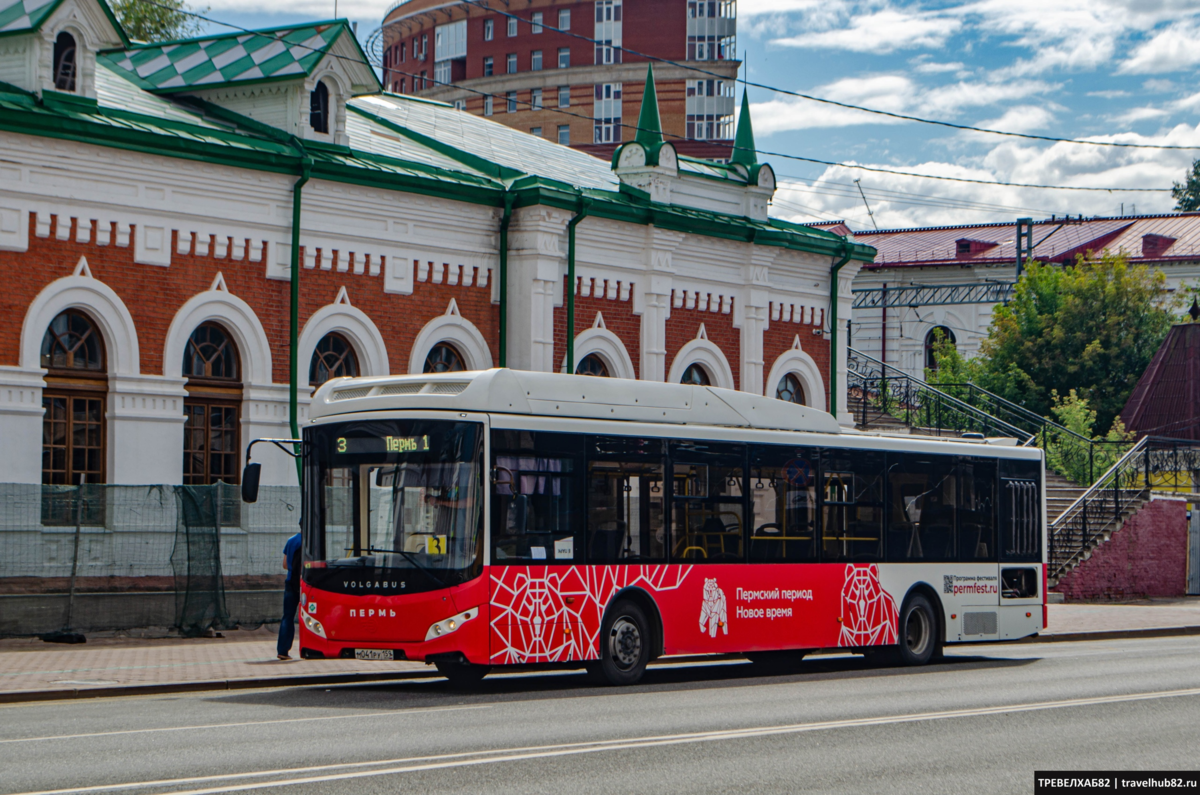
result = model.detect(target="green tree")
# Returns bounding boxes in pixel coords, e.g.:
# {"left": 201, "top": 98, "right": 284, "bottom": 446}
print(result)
{"left": 112, "top": 0, "right": 205, "bottom": 43}
{"left": 1043, "top": 389, "right": 1134, "bottom": 484}
{"left": 1172, "top": 158, "right": 1200, "bottom": 212}
{"left": 972, "top": 252, "right": 1175, "bottom": 434}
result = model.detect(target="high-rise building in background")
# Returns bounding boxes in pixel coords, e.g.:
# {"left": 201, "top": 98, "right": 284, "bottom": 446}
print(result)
{"left": 381, "top": 0, "right": 739, "bottom": 159}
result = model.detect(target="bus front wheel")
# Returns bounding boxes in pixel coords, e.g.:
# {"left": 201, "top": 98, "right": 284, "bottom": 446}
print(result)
{"left": 588, "top": 600, "right": 651, "bottom": 686}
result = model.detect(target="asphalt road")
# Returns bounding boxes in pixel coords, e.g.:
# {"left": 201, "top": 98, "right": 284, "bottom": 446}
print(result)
{"left": 2, "top": 637, "right": 1199, "bottom": 795}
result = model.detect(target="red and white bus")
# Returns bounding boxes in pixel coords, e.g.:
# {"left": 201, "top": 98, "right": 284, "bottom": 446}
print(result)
{"left": 244, "top": 369, "right": 1045, "bottom": 686}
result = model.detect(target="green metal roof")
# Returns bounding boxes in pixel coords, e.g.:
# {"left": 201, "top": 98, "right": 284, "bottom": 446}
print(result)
{"left": 352, "top": 94, "right": 619, "bottom": 190}
{"left": 99, "top": 21, "right": 345, "bottom": 92}
{"left": 0, "top": 0, "right": 60, "bottom": 34}
{"left": 0, "top": 0, "right": 127, "bottom": 43}
{"left": 0, "top": 44, "right": 874, "bottom": 262}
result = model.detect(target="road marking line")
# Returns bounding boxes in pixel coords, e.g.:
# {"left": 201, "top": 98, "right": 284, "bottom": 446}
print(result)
{"left": 11, "top": 686, "right": 1200, "bottom": 795}
{"left": 0, "top": 704, "right": 490, "bottom": 745}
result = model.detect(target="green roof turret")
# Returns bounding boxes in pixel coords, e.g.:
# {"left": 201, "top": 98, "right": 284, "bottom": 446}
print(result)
{"left": 634, "top": 64, "right": 664, "bottom": 148}
{"left": 731, "top": 89, "right": 757, "bottom": 167}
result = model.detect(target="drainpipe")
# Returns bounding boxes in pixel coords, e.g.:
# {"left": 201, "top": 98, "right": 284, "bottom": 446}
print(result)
{"left": 498, "top": 191, "right": 516, "bottom": 368}
{"left": 827, "top": 241, "right": 854, "bottom": 421}
{"left": 289, "top": 150, "right": 312, "bottom": 484}
{"left": 565, "top": 196, "right": 592, "bottom": 374}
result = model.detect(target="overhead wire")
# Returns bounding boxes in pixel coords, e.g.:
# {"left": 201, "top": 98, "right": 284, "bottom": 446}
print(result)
{"left": 449, "top": 0, "right": 1200, "bottom": 152}
{"left": 136, "top": 1, "right": 1173, "bottom": 193}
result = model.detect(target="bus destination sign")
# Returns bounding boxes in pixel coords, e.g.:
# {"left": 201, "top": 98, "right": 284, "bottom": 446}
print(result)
{"left": 335, "top": 435, "right": 430, "bottom": 455}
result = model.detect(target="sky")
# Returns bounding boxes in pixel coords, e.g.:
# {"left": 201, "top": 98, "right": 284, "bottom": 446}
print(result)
{"left": 193, "top": 0, "right": 1200, "bottom": 231}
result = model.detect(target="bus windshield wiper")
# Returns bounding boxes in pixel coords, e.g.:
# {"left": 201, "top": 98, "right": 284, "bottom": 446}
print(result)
{"left": 365, "top": 546, "right": 447, "bottom": 588}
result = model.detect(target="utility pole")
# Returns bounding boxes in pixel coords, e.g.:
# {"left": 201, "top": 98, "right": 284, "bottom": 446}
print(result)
{"left": 854, "top": 179, "right": 878, "bottom": 230}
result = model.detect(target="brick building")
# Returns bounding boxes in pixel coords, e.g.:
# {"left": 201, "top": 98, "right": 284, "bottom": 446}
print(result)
{"left": 0, "top": 0, "right": 873, "bottom": 489}
{"left": 380, "top": 0, "right": 738, "bottom": 159}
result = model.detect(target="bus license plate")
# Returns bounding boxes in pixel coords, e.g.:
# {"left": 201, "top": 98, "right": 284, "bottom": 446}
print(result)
{"left": 354, "top": 649, "right": 394, "bottom": 661}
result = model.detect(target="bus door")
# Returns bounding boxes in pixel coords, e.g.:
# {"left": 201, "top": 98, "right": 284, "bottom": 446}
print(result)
{"left": 952, "top": 457, "right": 1000, "bottom": 641}
{"left": 997, "top": 458, "right": 1042, "bottom": 639}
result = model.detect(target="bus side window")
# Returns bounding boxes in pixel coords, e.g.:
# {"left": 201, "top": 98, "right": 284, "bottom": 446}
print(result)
{"left": 749, "top": 444, "right": 818, "bottom": 563}
{"left": 491, "top": 430, "right": 584, "bottom": 564}
{"left": 822, "top": 449, "right": 884, "bottom": 562}
{"left": 586, "top": 436, "right": 666, "bottom": 564}
{"left": 958, "top": 458, "right": 996, "bottom": 562}
{"left": 885, "top": 453, "right": 957, "bottom": 562}
{"left": 669, "top": 440, "right": 746, "bottom": 563}
{"left": 1000, "top": 459, "right": 1041, "bottom": 562}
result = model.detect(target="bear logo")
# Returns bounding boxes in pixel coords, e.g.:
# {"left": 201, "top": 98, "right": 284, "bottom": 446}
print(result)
{"left": 699, "top": 577, "right": 728, "bottom": 637}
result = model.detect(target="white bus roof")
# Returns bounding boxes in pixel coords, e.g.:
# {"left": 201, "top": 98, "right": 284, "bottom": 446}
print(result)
{"left": 309, "top": 368, "right": 844, "bottom": 434}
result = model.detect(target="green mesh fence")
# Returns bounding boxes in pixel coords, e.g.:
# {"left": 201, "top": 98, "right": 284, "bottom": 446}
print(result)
{"left": 0, "top": 483, "right": 301, "bottom": 637}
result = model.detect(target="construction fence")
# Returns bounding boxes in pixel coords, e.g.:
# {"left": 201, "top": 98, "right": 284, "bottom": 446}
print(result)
{"left": 0, "top": 483, "right": 300, "bottom": 637}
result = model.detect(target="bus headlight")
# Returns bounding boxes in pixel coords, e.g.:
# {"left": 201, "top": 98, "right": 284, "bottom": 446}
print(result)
{"left": 425, "top": 608, "right": 478, "bottom": 642}
{"left": 302, "top": 612, "right": 326, "bottom": 638}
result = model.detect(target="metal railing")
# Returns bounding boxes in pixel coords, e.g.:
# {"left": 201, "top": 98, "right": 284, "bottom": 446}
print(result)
{"left": 1048, "top": 437, "right": 1200, "bottom": 583}
{"left": 847, "top": 348, "right": 1130, "bottom": 485}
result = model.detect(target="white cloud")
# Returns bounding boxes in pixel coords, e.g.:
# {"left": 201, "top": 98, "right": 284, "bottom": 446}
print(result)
{"left": 1087, "top": 90, "right": 1131, "bottom": 99}
{"left": 913, "top": 61, "right": 965, "bottom": 74}
{"left": 773, "top": 8, "right": 962, "bottom": 53}
{"left": 752, "top": 73, "right": 1056, "bottom": 135}
{"left": 739, "top": 0, "right": 824, "bottom": 16}
{"left": 976, "top": 105, "right": 1056, "bottom": 133}
{"left": 1118, "top": 21, "right": 1200, "bottom": 74}
{"left": 1109, "top": 106, "right": 1172, "bottom": 125}
{"left": 204, "top": 0, "right": 398, "bottom": 22}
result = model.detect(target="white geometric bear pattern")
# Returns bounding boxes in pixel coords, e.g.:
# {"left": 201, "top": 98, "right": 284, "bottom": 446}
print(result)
{"left": 490, "top": 564, "right": 693, "bottom": 664}
{"left": 838, "top": 563, "right": 898, "bottom": 647}
{"left": 698, "top": 577, "right": 728, "bottom": 637}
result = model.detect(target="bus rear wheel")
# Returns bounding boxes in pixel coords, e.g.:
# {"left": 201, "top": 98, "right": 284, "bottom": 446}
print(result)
{"left": 436, "top": 661, "right": 490, "bottom": 688}
{"left": 588, "top": 600, "right": 650, "bottom": 686}
{"left": 895, "top": 593, "right": 938, "bottom": 666}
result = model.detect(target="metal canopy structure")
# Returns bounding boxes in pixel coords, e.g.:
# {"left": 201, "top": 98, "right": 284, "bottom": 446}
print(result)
{"left": 851, "top": 281, "right": 1016, "bottom": 309}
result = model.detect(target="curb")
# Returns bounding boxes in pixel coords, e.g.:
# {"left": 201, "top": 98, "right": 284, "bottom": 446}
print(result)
{"left": 0, "top": 669, "right": 443, "bottom": 705}
{"left": 1014, "top": 625, "right": 1200, "bottom": 644}
{"left": 3, "top": 627, "right": 1197, "bottom": 704}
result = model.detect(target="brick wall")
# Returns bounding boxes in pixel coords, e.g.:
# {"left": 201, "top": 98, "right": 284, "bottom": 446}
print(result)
{"left": 763, "top": 303, "right": 830, "bottom": 405}
{"left": 665, "top": 297, "right": 739, "bottom": 390}
{"left": 552, "top": 275, "right": 640, "bottom": 377}
{"left": 1053, "top": 498, "right": 1189, "bottom": 601}
{"left": 1, "top": 214, "right": 497, "bottom": 381}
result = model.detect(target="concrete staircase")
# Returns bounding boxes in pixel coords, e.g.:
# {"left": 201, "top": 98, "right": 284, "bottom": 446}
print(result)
{"left": 1045, "top": 471, "right": 1087, "bottom": 524}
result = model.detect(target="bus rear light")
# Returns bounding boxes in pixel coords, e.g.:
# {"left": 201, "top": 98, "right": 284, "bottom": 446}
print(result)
{"left": 302, "top": 612, "right": 327, "bottom": 638}
{"left": 425, "top": 608, "right": 478, "bottom": 642}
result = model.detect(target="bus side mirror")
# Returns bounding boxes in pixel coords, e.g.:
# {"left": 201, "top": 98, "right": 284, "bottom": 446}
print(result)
{"left": 241, "top": 463, "right": 261, "bottom": 503}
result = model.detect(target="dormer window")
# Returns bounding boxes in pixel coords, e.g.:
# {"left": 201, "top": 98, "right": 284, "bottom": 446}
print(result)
{"left": 53, "top": 32, "right": 77, "bottom": 92}
{"left": 310, "top": 80, "right": 329, "bottom": 133}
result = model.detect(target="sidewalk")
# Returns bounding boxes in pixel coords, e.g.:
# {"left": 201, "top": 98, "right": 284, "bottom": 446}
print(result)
{"left": 1, "top": 599, "right": 1197, "bottom": 703}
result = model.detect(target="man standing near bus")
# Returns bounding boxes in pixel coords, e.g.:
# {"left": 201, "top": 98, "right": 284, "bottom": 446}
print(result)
{"left": 277, "top": 529, "right": 302, "bottom": 660}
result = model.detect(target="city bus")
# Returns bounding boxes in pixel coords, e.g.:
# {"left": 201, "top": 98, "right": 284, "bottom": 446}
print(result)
{"left": 242, "top": 368, "right": 1046, "bottom": 686}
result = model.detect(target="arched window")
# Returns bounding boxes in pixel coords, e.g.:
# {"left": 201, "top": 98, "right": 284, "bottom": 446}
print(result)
{"left": 41, "top": 310, "right": 103, "bottom": 371}
{"left": 680, "top": 363, "right": 711, "bottom": 386}
{"left": 310, "top": 80, "right": 330, "bottom": 133}
{"left": 53, "top": 32, "right": 77, "bottom": 92}
{"left": 41, "top": 310, "right": 106, "bottom": 486}
{"left": 184, "top": 323, "right": 238, "bottom": 380}
{"left": 423, "top": 342, "right": 465, "bottom": 373}
{"left": 310, "top": 332, "right": 359, "bottom": 386}
{"left": 575, "top": 353, "right": 609, "bottom": 377}
{"left": 924, "top": 326, "right": 957, "bottom": 373}
{"left": 775, "top": 373, "right": 806, "bottom": 405}
{"left": 182, "top": 324, "right": 241, "bottom": 486}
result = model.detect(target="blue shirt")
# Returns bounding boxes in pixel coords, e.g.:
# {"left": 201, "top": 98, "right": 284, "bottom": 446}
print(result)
{"left": 283, "top": 533, "right": 302, "bottom": 583}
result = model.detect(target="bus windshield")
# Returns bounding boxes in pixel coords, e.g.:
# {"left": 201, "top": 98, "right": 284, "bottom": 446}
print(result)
{"left": 305, "top": 420, "right": 483, "bottom": 587}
